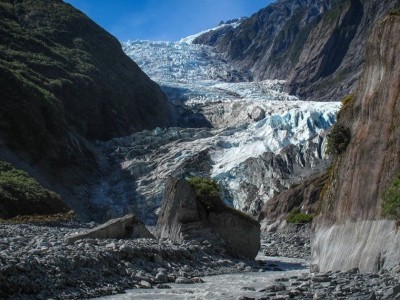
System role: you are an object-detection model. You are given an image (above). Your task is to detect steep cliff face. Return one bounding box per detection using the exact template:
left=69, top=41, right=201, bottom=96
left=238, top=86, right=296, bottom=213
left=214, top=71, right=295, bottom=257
left=195, top=0, right=399, bottom=102
left=0, top=0, right=174, bottom=218
left=194, top=0, right=331, bottom=81
left=287, top=0, right=399, bottom=101
left=312, top=14, right=400, bottom=272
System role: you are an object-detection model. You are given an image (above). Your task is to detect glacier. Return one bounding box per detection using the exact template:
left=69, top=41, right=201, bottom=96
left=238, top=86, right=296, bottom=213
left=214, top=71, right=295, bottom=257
left=88, top=24, right=340, bottom=223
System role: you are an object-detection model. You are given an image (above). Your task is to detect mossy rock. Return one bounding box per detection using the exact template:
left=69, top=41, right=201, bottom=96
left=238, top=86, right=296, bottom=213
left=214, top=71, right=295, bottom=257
left=287, top=209, right=314, bottom=224
left=382, top=173, right=400, bottom=219
left=187, top=177, right=258, bottom=224
left=0, top=211, right=75, bottom=225
left=0, top=0, right=171, bottom=164
left=0, top=160, right=68, bottom=219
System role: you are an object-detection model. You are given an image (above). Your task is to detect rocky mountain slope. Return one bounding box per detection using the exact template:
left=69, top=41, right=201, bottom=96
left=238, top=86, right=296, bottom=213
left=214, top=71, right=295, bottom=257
left=258, top=171, right=328, bottom=231
left=312, top=13, right=400, bottom=272
left=80, top=35, right=339, bottom=223
left=0, top=0, right=174, bottom=217
left=194, top=0, right=400, bottom=102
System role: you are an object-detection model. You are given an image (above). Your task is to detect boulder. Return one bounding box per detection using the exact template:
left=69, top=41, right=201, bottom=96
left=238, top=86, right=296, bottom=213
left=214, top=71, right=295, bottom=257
left=66, top=214, right=154, bottom=244
left=157, top=177, right=260, bottom=259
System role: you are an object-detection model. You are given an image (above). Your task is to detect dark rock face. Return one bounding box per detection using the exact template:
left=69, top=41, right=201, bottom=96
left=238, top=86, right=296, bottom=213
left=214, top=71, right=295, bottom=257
left=0, top=0, right=173, bottom=150
left=0, top=0, right=174, bottom=218
left=157, top=177, right=260, bottom=259
left=195, top=0, right=399, bottom=102
left=312, top=14, right=400, bottom=272
left=258, top=171, right=328, bottom=229
left=286, top=0, right=397, bottom=101
left=194, top=0, right=331, bottom=81
left=0, top=160, right=69, bottom=219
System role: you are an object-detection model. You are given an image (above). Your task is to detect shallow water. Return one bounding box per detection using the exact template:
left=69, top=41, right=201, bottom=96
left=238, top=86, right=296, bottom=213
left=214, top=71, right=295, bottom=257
left=95, top=256, right=309, bottom=300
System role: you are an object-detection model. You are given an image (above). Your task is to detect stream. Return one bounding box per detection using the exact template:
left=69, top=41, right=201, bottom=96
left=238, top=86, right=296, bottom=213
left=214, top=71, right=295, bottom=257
left=95, top=256, right=309, bottom=300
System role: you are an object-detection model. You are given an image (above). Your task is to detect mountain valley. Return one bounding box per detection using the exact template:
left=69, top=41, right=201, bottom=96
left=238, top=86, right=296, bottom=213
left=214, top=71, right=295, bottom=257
left=1, top=0, right=400, bottom=299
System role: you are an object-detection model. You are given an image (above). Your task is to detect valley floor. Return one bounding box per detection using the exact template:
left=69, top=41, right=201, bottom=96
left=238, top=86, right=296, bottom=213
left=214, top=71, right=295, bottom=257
left=1, top=221, right=400, bottom=299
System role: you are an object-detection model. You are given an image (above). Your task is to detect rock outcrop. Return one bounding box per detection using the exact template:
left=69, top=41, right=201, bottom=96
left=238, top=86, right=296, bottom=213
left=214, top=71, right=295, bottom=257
left=66, top=214, right=154, bottom=244
left=224, top=139, right=331, bottom=217
left=259, top=171, right=328, bottom=231
left=157, top=177, right=260, bottom=259
left=312, top=14, right=400, bottom=272
left=194, top=0, right=399, bottom=102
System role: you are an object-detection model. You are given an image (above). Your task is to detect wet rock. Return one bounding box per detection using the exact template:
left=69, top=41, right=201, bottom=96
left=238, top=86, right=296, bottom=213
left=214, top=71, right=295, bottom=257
left=157, top=284, right=171, bottom=289
left=190, top=277, right=204, bottom=283
left=261, top=283, right=287, bottom=292
left=156, top=272, right=168, bottom=283
left=241, top=286, right=256, bottom=291
left=175, top=276, right=191, bottom=284
left=139, top=280, right=152, bottom=288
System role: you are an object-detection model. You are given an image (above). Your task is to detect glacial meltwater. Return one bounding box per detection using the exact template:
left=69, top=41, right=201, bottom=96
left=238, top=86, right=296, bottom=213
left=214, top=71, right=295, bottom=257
left=95, top=256, right=308, bottom=300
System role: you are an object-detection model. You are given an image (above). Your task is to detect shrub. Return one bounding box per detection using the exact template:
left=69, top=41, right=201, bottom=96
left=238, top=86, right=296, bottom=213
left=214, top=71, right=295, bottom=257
left=187, top=177, right=221, bottom=206
left=287, top=209, right=314, bottom=224
left=341, top=94, right=353, bottom=106
left=326, top=124, right=351, bottom=155
left=382, top=174, right=400, bottom=219
left=187, top=177, right=258, bottom=223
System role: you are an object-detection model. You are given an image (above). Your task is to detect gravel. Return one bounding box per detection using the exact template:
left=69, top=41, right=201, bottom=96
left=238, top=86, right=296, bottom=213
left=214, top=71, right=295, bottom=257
left=253, top=268, right=400, bottom=299
left=261, top=224, right=311, bottom=260
left=259, top=224, right=400, bottom=299
left=0, top=221, right=258, bottom=299
left=2, top=222, right=400, bottom=299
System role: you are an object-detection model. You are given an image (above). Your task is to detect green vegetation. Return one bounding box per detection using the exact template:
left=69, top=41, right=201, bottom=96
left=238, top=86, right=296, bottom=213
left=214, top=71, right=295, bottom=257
left=287, top=209, right=314, bottom=224
left=336, top=93, right=355, bottom=121
left=0, top=160, right=67, bottom=219
left=0, top=211, right=74, bottom=224
left=187, top=177, right=258, bottom=224
left=389, top=9, right=400, bottom=16
left=341, top=94, right=353, bottom=106
left=0, top=0, right=169, bottom=165
left=316, top=165, right=335, bottom=215
left=187, top=177, right=222, bottom=208
left=326, top=124, right=351, bottom=155
left=382, top=173, right=400, bottom=219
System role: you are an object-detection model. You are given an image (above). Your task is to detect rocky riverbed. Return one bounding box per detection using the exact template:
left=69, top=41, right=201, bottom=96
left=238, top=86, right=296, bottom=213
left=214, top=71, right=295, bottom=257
left=1, top=221, right=400, bottom=299
left=261, top=225, right=311, bottom=261
left=0, top=221, right=260, bottom=299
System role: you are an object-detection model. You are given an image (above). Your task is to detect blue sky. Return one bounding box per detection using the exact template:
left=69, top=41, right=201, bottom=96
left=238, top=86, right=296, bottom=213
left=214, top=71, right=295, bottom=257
left=64, top=0, right=274, bottom=41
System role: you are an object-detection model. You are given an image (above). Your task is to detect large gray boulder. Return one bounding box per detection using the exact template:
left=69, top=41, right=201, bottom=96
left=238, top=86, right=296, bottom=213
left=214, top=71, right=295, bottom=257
left=157, top=177, right=260, bottom=259
left=66, top=214, right=154, bottom=244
